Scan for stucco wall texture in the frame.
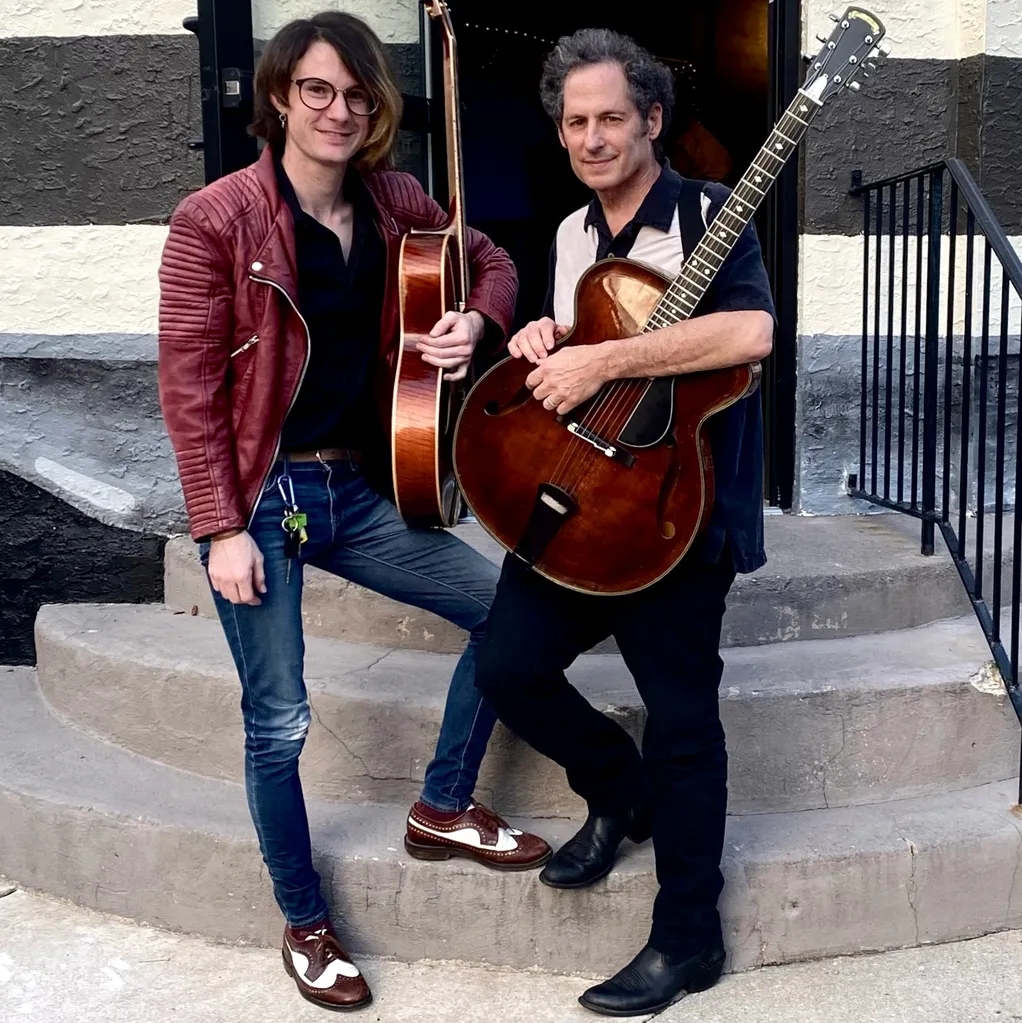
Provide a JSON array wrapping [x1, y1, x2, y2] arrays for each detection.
[[1, 0, 1021, 536]]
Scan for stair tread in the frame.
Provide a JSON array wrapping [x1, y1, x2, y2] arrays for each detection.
[[39, 601, 994, 706], [165, 512, 999, 651], [4, 657, 1016, 852], [5, 663, 1021, 976]]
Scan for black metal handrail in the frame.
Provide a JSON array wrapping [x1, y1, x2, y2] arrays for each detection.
[[848, 159, 1022, 799]]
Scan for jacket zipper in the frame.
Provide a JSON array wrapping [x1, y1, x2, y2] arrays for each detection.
[[230, 333, 259, 357], [245, 273, 312, 527]]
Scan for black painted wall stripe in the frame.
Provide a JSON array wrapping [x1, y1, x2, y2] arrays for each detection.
[[0, 35, 204, 227], [0, 468, 164, 664], [0, 36, 423, 227], [0, 39, 1016, 234], [806, 55, 1022, 236]]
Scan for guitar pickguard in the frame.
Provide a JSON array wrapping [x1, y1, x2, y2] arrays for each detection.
[[617, 377, 675, 448]]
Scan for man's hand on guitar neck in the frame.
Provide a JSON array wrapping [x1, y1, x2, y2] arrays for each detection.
[[417, 309, 486, 381]]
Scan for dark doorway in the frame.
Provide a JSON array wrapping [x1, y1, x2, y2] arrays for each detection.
[[428, 0, 798, 506]]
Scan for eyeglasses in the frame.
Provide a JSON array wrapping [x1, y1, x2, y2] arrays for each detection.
[[292, 78, 378, 116]]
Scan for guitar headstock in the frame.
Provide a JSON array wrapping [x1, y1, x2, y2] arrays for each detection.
[[804, 7, 890, 104], [424, 0, 455, 39]]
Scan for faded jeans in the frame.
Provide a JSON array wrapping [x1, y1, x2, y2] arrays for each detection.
[[202, 456, 498, 926]]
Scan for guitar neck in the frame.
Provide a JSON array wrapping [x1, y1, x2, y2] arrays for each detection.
[[434, 3, 470, 307], [646, 89, 822, 332]]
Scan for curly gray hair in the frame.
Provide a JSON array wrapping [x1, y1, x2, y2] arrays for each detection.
[[539, 28, 675, 133]]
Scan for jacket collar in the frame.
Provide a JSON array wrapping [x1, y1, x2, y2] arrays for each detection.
[[249, 145, 299, 290], [248, 146, 401, 284]]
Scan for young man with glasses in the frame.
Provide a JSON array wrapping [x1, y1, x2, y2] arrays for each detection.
[[158, 11, 549, 1012]]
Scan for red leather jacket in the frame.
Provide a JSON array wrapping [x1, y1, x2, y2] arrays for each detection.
[[158, 146, 517, 541]]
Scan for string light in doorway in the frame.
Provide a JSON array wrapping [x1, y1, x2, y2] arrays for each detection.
[[462, 22, 555, 46]]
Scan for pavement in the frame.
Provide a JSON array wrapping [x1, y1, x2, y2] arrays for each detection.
[[2, 884, 1021, 1023]]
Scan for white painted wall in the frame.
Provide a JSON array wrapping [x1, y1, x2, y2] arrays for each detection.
[[0, 0, 419, 43], [800, 233, 1022, 338], [987, 0, 1022, 57], [0, 227, 168, 335], [252, 0, 419, 43], [0, 0, 195, 36], [804, 0, 1019, 60]]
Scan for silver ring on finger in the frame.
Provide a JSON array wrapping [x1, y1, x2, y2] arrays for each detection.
[[544, 396, 557, 410]]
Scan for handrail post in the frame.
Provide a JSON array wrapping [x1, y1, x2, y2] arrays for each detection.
[[921, 169, 943, 554]]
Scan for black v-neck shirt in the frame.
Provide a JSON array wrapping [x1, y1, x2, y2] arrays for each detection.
[[275, 157, 386, 452]]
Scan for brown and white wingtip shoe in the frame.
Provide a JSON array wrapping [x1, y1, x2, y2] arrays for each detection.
[[404, 800, 552, 870], [282, 919, 373, 1012]]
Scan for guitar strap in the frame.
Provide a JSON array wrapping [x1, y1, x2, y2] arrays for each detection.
[[676, 177, 711, 269]]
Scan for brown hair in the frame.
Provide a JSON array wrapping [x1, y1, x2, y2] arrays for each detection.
[[250, 11, 403, 170]]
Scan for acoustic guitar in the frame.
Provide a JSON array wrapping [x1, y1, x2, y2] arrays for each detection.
[[391, 0, 469, 527], [454, 8, 888, 594]]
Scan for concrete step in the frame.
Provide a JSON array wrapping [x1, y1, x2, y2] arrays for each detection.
[[34, 603, 1018, 817], [3, 664, 1021, 977], [164, 514, 980, 653]]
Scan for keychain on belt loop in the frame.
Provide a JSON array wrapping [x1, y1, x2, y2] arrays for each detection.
[[278, 466, 307, 583]]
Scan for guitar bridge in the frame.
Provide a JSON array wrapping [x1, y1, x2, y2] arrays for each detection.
[[563, 420, 636, 468]]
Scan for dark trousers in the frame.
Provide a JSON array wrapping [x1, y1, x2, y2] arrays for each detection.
[[475, 551, 735, 956]]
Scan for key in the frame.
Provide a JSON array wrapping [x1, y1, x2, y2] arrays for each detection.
[[283, 527, 302, 560], [281, 511, 308, 549]]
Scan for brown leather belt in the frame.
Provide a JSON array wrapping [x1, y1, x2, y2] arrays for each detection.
[[285, 447, 363, 463]]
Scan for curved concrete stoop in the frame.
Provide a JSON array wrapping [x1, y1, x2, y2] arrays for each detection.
[[32, 603, 1020, 818], [164, 512, 984, 652], [2, 665, 1021, 977], [3, 510, 1022, 978]]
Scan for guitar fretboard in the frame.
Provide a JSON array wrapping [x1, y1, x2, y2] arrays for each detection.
[[645, 90, 821, 331]]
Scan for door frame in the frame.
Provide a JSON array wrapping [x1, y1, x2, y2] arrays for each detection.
[[761, 0, 801, 508], [184, 0, 257, 184]]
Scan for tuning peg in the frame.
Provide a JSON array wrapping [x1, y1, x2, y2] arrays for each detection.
[[865, 61, 877, 70], [849, 81, 861, 91], [877, 41, 891, 56], [816, 33, 829, 43], [829, 11, 840, 20]]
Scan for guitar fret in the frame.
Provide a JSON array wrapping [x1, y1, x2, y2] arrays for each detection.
[[670, 290, 698, 310], [661, 295, 693, 316], [672, 283, 701, 303], [700, 236, 731, 259], [772, 128, 799, 146], [691, 250, 724, 272], [657, 290, 687, 312], [717, 208, 750, 230]]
